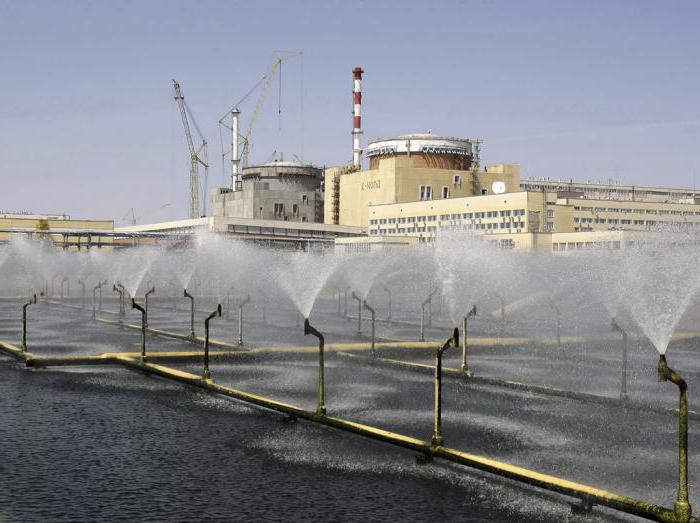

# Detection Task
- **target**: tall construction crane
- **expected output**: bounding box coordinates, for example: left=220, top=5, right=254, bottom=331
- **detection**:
left=173, top=80, right=209, bottom=219
left=218, top=51, right=302, bottom=189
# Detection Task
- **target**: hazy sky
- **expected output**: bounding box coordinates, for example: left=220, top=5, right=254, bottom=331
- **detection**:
left=1, top=0, right=698, bottom=224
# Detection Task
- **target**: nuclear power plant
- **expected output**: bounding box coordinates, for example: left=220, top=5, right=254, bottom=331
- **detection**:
left=4, top=61, right=700, bottom=252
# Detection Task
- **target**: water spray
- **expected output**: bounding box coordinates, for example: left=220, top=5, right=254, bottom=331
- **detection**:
left=99, top=280, right=104, bottom=312
left=183, top=289, right=195, bottom=340
left=78, top=279, right=86, bottom=309
left=113, top=284, right=125, bottom=322
left=60, top=276, right=69, bottom=300
left=237, top=294, right=250, bottom=346
left=117, top=282, right=126, bottom=317
left=351, top=291, right=362, bottom=336
left=363, top=299, right=376, bottom=356
left=51, top=274, right=60, bottom=298
left=498, top=294, right=506, bottom=336
left=657, top=354, right=692, bottom=522
left=611, top=318, right=628, bottom=401
left=258, top=289, right=267, bottom=325
left=549, top=300, right=561, bottom=347
left=21, top=294, right=37, bottom=352
left=131, top=298, right=147, bottom=362
left=432, top=327, right=460, bottom=447
left=144, top=287, right=155, bottom=328
left=335, top=287, right=342, bottom=316
left=92, top=280, right=107, bottom=319
left=461, top=305, right=477, bottom=376
left=172, top=284, right=178, bottom=311
left=303, top=318, right=326, bottom=416
left=203, top=304, right=222, bottom=381
left=420, top=289, right=438, bottom=342
left=382, top=286, right=392, bottom=321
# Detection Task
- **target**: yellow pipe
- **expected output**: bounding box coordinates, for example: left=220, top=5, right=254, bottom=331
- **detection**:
left=432, top=328, right=459, bottom=447
left=0, top=338, right=692, bottom=522
left=109, top=355, right=687, bottom=522
left=659, top=355, right=692, bottom=522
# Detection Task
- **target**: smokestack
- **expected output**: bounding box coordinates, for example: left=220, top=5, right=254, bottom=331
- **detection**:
left=352, top=67, right=364, bottom=169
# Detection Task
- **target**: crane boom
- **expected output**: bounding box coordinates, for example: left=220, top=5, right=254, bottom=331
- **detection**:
left=239, top=51, right=302, bottom=168
left=172, top=79, right=208, bottom=219
left=173, top=80, right=196, bottom=155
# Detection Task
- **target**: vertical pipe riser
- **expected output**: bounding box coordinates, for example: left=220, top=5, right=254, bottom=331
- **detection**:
left=432, top=352, right=443, bottom=447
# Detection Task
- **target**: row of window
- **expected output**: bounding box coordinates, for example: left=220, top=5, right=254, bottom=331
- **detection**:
left=553, top=241, right=622, bottom=251
left=369, top=209, right=527, bottom=225
left=370, top=221, right=527, bottom=235
left=574, top=206, right=700, bottom=216
left=574, top=217, right=700, bottom=226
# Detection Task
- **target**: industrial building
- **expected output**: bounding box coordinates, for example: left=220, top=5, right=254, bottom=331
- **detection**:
left=324, top=133, right=520, bottom=228
left=361, top=187, right=700, bottom=250
left=211, top=160, right=324, bottom=223
left=115, top=216, right=362, bottom=249
left=0, top=213, right=114, bottom=249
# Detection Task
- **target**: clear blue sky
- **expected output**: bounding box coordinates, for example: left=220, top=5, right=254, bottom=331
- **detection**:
left=1, top=0, right=698, bottom=223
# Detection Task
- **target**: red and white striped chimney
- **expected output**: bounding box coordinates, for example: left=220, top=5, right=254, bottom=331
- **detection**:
left=352, top=67, right=364, bottom=169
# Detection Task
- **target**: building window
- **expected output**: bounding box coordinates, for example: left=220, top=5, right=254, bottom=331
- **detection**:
left=442, top=186, right=449, bottom=199
left=273, top=203, right=285, bottom=217
left=302, top=194, right=308, bottom=205
left=293, top=204, right=299, bottom=217
left=454, top=175, right=461, bottom=186
left=419, top=185, right=433, bottom=201
left=481, top=188, right=488, bottom=195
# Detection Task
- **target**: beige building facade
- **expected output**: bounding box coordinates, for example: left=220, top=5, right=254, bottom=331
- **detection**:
left=0, top=213, right=114, bottom=249
left=361, top=190, right=700, bottom=251
left=324, top=134, right=520, bottom=229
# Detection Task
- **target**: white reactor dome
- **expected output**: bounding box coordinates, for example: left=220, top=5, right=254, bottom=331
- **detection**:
left=365, top=133, right=474, bottom=158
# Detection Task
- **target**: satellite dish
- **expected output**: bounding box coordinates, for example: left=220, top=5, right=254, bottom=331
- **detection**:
left=492, top=181, right=506, bottom=194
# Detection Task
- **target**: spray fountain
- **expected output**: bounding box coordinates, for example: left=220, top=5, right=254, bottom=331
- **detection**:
left=60, top=276, right=69, bottom=300
left=3, top=229, right=700, bottom=522
left=351, top=291, right=362, bottom=336
left=431, top=327, right=460, bottom=447
left=78, top=279, right=86, bottom=308
left=144, top=286, right=155, bottom=328
left=382, top=285, right=392, bottom=320
left=658, top=354, right=692, bottom=522
left=304, top=317, right=326, bottom=417
left=420, top=289, right=437, bottom=342
left=21, top=294, right=37, bottom=352
left=183, top=288, right=195, bottom=340
left=362, top=299, right=376, bottom=355
left=461, top=305, right=477, bottom=376
left=113, top=283, right=125, bottom=321
left=131, top=298, right=147, bottom=362
left=92, top=280, right=107, bottom=319
left=611, top=317, right=629, bottom=401
left=203, top=304, right=222, bottom=381
left=237, top=294, right=250, bottom=346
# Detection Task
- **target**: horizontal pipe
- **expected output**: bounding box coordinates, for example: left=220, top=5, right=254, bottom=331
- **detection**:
left=335, top=351, right=700, bottom=421
left=0, top=339, right=689, bottom=521
left=106, top=355, right=684, bottom=522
